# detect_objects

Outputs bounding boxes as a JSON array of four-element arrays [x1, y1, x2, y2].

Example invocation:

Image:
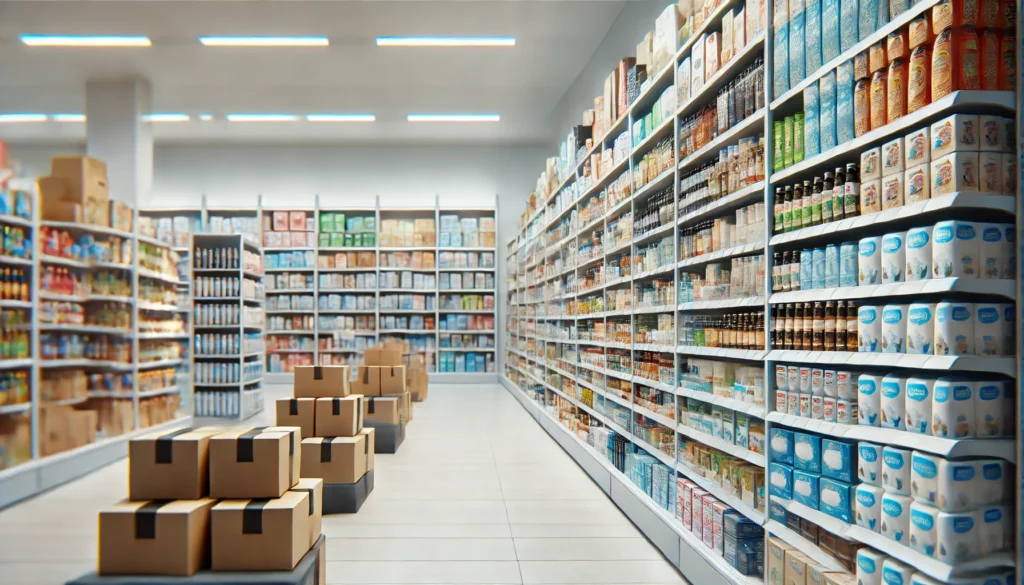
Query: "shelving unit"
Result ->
[[501, 0, 1020, 583], [0, 179, 191, 509], [191, 233, 265, 419]]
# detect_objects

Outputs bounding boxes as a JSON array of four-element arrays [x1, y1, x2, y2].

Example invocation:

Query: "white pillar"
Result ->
[[85, 77, 153, 206]]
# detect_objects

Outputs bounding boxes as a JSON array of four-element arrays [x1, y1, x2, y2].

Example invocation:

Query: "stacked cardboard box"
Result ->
[[38, 156, 123, 228], [89, 427, 326, 583], [406, 353, 429, 402], [281, 364, 377, 513], [346, 341, 414, 453]]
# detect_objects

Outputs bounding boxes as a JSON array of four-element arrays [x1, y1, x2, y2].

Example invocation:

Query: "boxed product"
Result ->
[[99, 498, 217, 576], [793, 432, 821, 472], [793, 470, 819, 508], [127, 428, 221, 501], [300, 436, 368, 484], [379, 366, 407, 396], [365, 347, 402, 367], [818, 477, 855, 522], [276, 397, 316, 439], [364, 395, 403, 424], [314, 396, 364, 437], [931, 152, 979, 197], [767, 537, 794, 585], [930, 114, 979, 158], [769, 463, 794, 499], [262, 426, 302, 487], [50, 155, 109, 203], [351, 366, 382, 397], [294, 366, 351, 398], [785, 550, 811, 585], [820, 438, 856, 482], [209, 428, 293, 499], [211, 491, 310, 571], [359, 427, 376, 472], [290, 477, 324, 547]]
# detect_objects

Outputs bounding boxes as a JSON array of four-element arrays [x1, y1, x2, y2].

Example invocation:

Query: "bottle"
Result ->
[[769, 306, 778, 347], [801, 180, 813, 228], [812, 302, 825, 350], [755, 312, 765, 349], [846, 301, 859, 350], [844, 163, 860, 218], [811, 177, 824, 225], [774, 188, 785, 233], [832, 166, 847, 221], [782, 186, 794, 232], [825, 301, 837, 351], [836, 300, 847, 351], [781, 251, 792, 291], [784, 303, 796, 349], [821, 172, 835, 223], [802, 303, 814, 350]]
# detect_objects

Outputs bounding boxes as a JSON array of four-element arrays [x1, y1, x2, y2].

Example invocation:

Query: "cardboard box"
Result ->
[[276, 397, 316, 439], [109, 200, 133, 233], [39, 176, 83, 222], [785, 550, 811, 585], [211, 491, 310, 571], [128, 427, 221, 501], [314, 396, 363, 437], [365, 347, 402, 366], [358, 427, 376, 472], [99, 498, 216, 576], [85, 199, 110, 227], [300, 436, 368, 485], [404, 392, 414, 422], [351, 366, 381, 397], [767, 536, 794, 585], [408, 366, 428, 401], [364, 396, 402, 425], [263, 426, 302, 487], [294, 365, 350, 398], [290, 477, 323, 547], [209, 428, 292, 499], [50, 155, 108, 203], [379, 366, 406, 395]]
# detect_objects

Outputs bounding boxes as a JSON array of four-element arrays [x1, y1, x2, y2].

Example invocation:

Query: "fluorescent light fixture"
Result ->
[[51, 114, 86, 122], [407, 114, 500, 122], [0, 113, 47, 123], [199, 114, 214, 121], [226, 113, 300, 122], [376, 36, 515, 47], [143, 113, 190, 122], [199, 36, 328, 47], [306, 114, 376, 122], [21, 35, 151, 47]]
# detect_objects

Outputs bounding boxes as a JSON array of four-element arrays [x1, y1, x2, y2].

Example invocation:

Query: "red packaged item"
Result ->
[[979, 28, 999, 89]]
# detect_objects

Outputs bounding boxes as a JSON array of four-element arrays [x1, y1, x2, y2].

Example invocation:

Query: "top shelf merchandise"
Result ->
[[504, 1, 1018, 585]]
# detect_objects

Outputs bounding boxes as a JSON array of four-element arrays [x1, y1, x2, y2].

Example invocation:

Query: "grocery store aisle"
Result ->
[[0, 383, 685, 585]]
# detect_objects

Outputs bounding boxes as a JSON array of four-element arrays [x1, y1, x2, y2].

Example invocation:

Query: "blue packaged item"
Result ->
[[836, 61, 855, 144], [725, 511, 766, 539], [812, 247, 826, 289], [769, 498, 788, 522], [770, 427, 795, 465], [724, 536, 765, 576], [821, 438, 856, 482], [824, 244, 841, 288], [774, 23, 791, 99], [789, 9, 806, 89], [821, 0, 841, 61], [769, 463, 794, 499], [840, 0, 859, 51], [794, 432, 822, 472], [800, 249, 813, 289], [805, 0, 823, 73], [840, 242, 859, 287], [819, 477, 855, 522], [819, 71, 837, 151], [803, 85, 821, 157], [859, 0, 878, 40], [793, 471, 820, 509]]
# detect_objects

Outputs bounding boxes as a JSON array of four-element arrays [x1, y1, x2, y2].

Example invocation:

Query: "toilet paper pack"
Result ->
[[932, 377, 975, 438], [904, 226, 932, 281], [976, 459, 1006, 506], [980, 152, 1002, 194], [978, 224, 1013, 280], [936, 509, 980, 564], [881, 492, 913, 544], [979, 506, 1011, 555], [858, 374, 882, 426], [881, 303, 909, 353], [974, 380, 1006, 437], [932, 221, 979, 278], [904, 376, 934, 434], [906, 303, 935, 355], [821, 439, 855, 482], [909, 501, 939, 557], [858, 305, 881, 352], [881, 559, 914, 585], [880, 375, 907, 429], [882, 446, 911, 495], [974, 303, 1010, 357], [910, 452, 975, 511], [856, 548, 886, 585], [881, 232, 906, 284], [859, 237, 882, 285], [856, 483, 884, 531], [858, 442, 883, 485], [935, 301, 974, 356]]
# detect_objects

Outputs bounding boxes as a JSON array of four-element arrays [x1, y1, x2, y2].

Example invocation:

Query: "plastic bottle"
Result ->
[[822, 172, 835, 223], [801, 180, 813, 227], [844, 163, 860, 218], [811, 177, 824, 225]]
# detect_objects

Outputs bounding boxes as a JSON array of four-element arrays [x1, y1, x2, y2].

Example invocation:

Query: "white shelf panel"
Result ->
[[41, 255, 89, 269], [0, 359, 33, 371], [770, 278, 1016, 304], [678, 296, 765, 311], [767, 412, 1015, 461], [195, 352, 263, 359], [438, 267, 496, 272], [633, 304, 675, 314], [0, 255, 32, 267], [439, 329, 495, 335], [677, 241, 764, 270], [676, 346, 766, 361], [631, 435, 677, 468], [633, 223, 675, 247], [677, 424, 765, 466], [766, 350, 1016, 377], [137, 359, 184, 370], [439, 347, 495, 352], [0, 214, 32, 228], [38, 324, 130, 336], [0, 403, 32, 415], [138, 332, 189, 340], [774, 497, 1014, 582]]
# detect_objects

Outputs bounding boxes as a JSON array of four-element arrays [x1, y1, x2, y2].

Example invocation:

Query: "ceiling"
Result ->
[[0, 0, 629, 144]]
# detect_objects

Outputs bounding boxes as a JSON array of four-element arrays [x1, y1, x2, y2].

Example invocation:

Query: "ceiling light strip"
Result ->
[[407, 114, 500, 122], [143, 113, 191, 122], [20, 35, 152, 47], [376, 36, 515, 47], [0, 114, 48, 123], [199, 36, 329, 47], [51, 114, 86, 122], [306, 114, 376, 122], [226, 114, 300, 122]]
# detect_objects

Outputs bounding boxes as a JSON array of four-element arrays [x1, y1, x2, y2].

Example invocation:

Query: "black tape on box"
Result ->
[[242, 499, 270, 534], [154, 427, 194, 464], [134, 500, 171, 539]]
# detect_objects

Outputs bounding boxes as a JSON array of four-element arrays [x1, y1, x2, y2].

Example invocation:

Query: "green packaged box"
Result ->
[[332, 213, 346, 233], [794, 112, 805, 164], [773, 121, 785, 171], [319, 213, 334, 233], [318, 233, 330, 248], [343, 233, 354, 247], [783, 116, 795, 168], [364, 217, 376, 232], [363, 233, 376, 247], [330, 233, 345, 247]]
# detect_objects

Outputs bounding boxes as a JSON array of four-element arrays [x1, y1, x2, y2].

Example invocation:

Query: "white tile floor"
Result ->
[[0, 383, 687, 585]]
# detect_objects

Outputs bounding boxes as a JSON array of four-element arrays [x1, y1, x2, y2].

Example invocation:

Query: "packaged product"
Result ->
[[870, 70, 887, 130], [887, 58, 908, 123], [853, 78, 871, 137], [907, 46, 931, 113]]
